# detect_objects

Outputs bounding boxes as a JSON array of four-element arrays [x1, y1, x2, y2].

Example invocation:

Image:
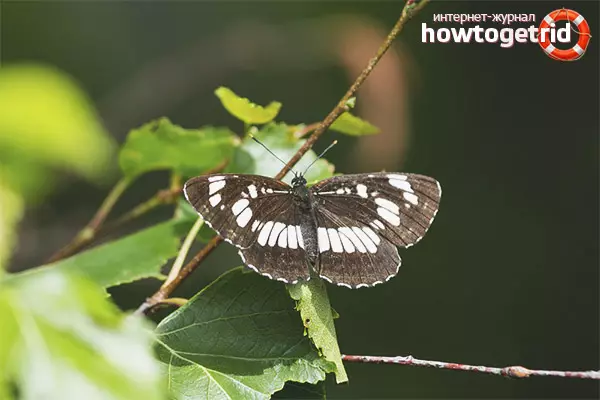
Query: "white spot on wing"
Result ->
[[328, 228, 343, 253], [251, 220, 260, 232], [387, 174, 407, 180], [339, 227, 365, 253], [208, 175, 225, 182], [336, 188, 344, 194], [209, 180, 226, 195], [318, 227, 330, 253], [373, 220, 385, 230], [338, 230, 355, 253], [266, 188, 274, 194], [296, 226, 305, 249], [236, 208, 252, 227], [352, 227, 377, 253], [268, 222, 286, 247], [403, 192, 419, 205], [356, 184, 368, 198], [389, 179, 413, 192], [277, 227, 288, 248], [231, 198, 249, 215], [257, 221, 273, 246], [375, 198, 399, 215], [363, 226, 381, 245], [377, 207, 400, 226], [248, 185, 258, 198], [288, 225, 298, 249], [209, 194, 221, 207]]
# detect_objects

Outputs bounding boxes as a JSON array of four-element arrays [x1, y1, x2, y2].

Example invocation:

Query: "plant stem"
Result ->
[[341, 354, 600, 380], [134, 0, 429, 315], [164, 217, 204, 286], [47, 177, 131, 263]]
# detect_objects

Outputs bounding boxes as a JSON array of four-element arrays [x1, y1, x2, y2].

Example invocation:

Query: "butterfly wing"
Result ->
[[184, 174, 311, 283], [310, 172, 441, 288]]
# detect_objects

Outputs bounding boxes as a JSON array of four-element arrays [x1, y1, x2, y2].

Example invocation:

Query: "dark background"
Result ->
[[3, 1, 598, 398]]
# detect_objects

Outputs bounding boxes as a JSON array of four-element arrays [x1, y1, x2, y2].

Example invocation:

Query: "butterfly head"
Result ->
[[291, 174, 307, 188]]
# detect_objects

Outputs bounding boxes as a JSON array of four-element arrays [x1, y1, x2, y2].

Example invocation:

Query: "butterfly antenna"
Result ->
[[302, 140, 337, 176], [249, 134, 298, 176]]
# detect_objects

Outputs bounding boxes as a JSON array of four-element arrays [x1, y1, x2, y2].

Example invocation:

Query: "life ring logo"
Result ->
[[538, 9, 591, 61]]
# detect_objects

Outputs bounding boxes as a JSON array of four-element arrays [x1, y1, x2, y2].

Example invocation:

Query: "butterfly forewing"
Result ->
[[184, 174, 311, 283], [184, 174, 291, 247], [311, 173, 441, 248]]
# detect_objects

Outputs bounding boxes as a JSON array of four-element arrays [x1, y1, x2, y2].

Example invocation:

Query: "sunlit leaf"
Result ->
[[215, 87, 282, 125], [7, 219, 194, 289], [288, 279, 348, 383], [119, 118, 238, 178], [155, 267, 334, 399], [226, 123, 335, 185], [0, 184, 23, 272], [0, 64, 115, 182], [0, 270, 162, 400], [330, 112, 379, 136]]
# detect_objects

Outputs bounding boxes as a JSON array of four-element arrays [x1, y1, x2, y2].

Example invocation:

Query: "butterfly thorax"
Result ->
[[291, 174, 319, 262]]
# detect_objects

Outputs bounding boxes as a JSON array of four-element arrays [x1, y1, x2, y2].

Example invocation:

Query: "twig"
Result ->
[[134, 0, 429, 316], [294, 122, 320, 139], [101, 186, 181, 232], [47, 177, 131, 263], [341, 354, 600, 380]]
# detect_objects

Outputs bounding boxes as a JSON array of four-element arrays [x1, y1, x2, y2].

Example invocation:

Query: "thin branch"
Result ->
[[134, 0, 429, 316], [341, 354, 600, 380], [47, 177, 132, 263], [101, 186, 181, 232]]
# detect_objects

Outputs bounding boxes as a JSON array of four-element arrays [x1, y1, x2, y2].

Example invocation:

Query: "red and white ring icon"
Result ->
[[538, 9, 591, 61]]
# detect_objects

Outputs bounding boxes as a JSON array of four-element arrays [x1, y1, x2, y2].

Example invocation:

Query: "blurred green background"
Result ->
[[3, 1, 598, 398]]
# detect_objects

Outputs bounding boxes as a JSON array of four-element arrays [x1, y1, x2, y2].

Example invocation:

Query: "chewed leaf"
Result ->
[[119, 118, 237, 178], [330, 112, 379, 136], [288, 279, 348, 383], [215, 86, 282, 124], [155, 267, 334, 399]]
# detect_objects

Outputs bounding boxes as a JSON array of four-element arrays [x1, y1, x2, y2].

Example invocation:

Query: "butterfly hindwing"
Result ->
[[238, 203, 311, 284], [314, 206, 401, 288]]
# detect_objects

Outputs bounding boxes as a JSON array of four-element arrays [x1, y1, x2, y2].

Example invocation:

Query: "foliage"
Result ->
[[0, 269, 162, 400], [2, 76, 380, 399], [155, 268, 334, 399]]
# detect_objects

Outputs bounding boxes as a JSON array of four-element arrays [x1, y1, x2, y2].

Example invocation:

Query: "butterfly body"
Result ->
[[184, 171, 441, 288]]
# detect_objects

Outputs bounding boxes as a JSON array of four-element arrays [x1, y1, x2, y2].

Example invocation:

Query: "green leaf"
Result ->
[[175, 198, 216, 243], [119, 118, 238, 178], [227, 123, 335, 185], [0, 270, 162, 400], [215, 87, 282, 125], [288, 279, 348, 383], [155, 267, 335, 399], [0, 64, 115, 183], [0, 184, 23, 271], [7, 219, 194, 289], [330, 112, 379, 136]]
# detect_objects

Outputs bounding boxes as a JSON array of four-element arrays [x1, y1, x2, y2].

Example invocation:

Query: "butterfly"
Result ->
[[184, 167, 441, 288]]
